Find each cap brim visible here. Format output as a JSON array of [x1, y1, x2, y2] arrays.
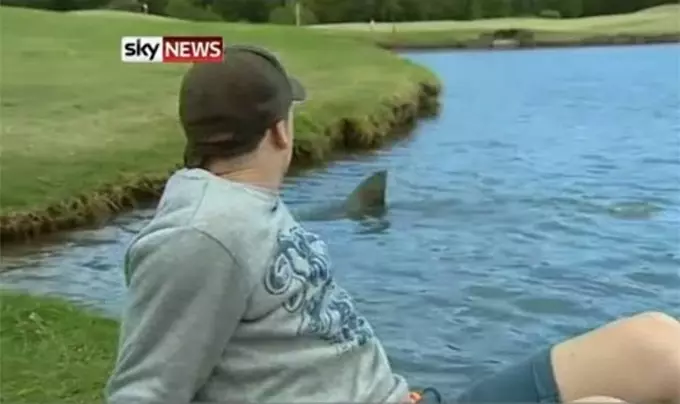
[[289, 76, 306, 102]]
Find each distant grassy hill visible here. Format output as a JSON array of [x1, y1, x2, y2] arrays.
[[311, 4, 680, 48], [0, 6, 439, 242]]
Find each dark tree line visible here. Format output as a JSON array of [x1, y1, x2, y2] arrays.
[[299, 0, 678, 22], [3, 0, 678, 23]]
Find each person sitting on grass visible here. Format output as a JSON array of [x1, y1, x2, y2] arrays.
[[105, 44, 680, 404]]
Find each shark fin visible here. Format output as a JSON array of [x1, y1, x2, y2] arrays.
[[343, 170, 388, 219]]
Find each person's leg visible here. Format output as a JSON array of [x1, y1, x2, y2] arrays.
[[551, 311, 680, 404], [453, 311, 680, 404], [570, 397, 627, 403]]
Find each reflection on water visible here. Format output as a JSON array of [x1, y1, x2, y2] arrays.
[[2, 44, 680, 396]]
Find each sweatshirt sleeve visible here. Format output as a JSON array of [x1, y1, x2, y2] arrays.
[[106, 226, 248, 404]]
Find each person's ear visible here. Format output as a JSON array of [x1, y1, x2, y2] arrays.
[[269, 118, 291, 150]]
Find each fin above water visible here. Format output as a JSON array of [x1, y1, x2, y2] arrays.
[[606, 201, 663, 220], [343, 170, 388, 219], [294, 170, 388, 222]]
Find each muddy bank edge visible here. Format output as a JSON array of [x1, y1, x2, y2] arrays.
[[378, 32, 680, 51], [0, 82, 441, 245]]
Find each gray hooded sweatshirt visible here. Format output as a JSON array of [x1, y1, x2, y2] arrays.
[[106, 168, 410, 404]]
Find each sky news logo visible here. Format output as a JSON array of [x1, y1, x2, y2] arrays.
[[121, 36, 223, 63]]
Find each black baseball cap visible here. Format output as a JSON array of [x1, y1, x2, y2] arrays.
[[178, 44, 306, 168]]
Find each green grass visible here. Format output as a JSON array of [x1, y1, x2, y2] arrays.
[[0, 6, 438, 217], [0, 291, 119, 403], [311, 4, 680, 47]]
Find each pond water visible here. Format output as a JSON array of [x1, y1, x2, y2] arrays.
[[2, 44, 679, 397]]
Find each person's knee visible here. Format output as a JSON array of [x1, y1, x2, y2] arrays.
[[631, 311, 680, 329], [571, 396, 627, 403], [551, 311, 680, 403], [622, 311, 680, 397], [625, 311, 680, 348]]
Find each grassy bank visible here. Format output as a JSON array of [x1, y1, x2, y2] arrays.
[[0, 291, 119, 403], [311, 4, 680, 49], [0, 6, 441, 243]]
